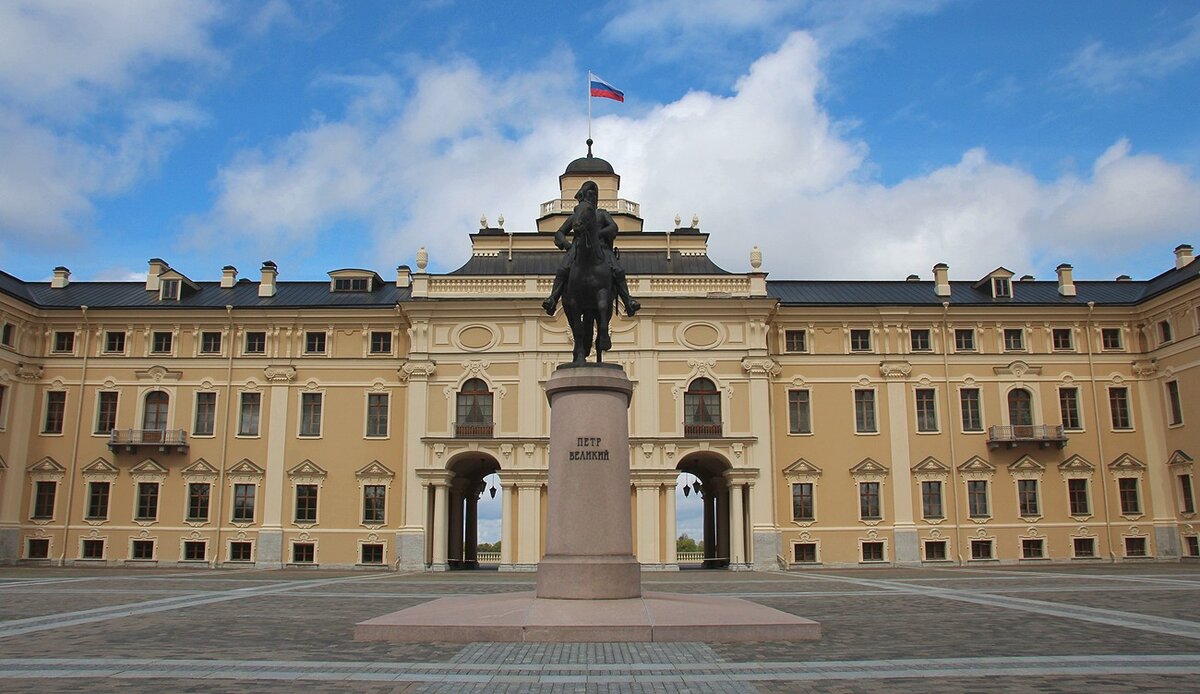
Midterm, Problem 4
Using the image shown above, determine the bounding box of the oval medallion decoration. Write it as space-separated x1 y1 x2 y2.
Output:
456 325 496 351
681 322 721 349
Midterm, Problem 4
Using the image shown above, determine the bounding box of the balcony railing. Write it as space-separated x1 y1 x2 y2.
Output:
683 421 723 438
108 429 188 453
987 424 1068 450
455 422 495 438
539 198 641 218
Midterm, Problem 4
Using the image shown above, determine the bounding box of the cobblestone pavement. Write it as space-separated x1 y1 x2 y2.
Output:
2 564 1199 692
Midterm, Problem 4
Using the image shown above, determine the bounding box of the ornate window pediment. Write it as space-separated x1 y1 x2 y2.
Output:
783 458 822 482
27 457 66 480
1109 453 1146 476
1058 454 1095 476
182 458 219 478
356 460 395 480
1008 455 1045 478
288 459 328 485
958 456 995 480
1167 450 1194 468
130 459 168 482
912 456 949 480
82 458 119 481
228 458 264 482
850 458 889 481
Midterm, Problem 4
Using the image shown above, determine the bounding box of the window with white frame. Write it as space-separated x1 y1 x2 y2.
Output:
366 393 389 437
1058 387 1082 431
1109 387 1132 430
1166 381 1184 426
854 389 877 433
238 392 261 436
960 388 983 432
299 392 323 437
1017 479 1040 517
787 389 811 434
915 388 938 432
194 392 216 436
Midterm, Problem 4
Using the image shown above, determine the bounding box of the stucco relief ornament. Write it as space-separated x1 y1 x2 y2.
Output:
879 361 911 379
16 363 43 381
263 365 296 383
741 357 781 376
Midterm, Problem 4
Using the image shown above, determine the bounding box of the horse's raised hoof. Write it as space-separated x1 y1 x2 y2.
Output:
626 299 641 316
597 334 612 352
542 298 557 315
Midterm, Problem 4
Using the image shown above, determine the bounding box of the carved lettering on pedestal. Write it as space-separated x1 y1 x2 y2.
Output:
568 436 610 461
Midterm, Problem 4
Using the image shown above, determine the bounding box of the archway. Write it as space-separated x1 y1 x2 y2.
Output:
676 453 732 569
445 454 500 570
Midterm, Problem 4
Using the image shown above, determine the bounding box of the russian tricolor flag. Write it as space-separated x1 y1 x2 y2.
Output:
589 73 624 102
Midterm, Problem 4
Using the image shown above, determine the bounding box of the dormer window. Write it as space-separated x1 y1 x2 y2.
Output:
160 279 181 301
976 267 1015 300
328 269 382 293
992 277 1011 298
334 277 370 292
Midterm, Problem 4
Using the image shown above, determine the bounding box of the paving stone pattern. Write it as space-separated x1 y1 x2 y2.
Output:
2 564 1200 692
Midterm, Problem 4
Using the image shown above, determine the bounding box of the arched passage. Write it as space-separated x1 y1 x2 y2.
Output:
676 453 732 569
445 454 500 570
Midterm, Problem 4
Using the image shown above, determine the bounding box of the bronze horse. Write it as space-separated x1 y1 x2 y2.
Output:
560 195 615 365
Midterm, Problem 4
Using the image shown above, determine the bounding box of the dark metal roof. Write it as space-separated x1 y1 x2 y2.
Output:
447 251 734 276
768 264 1200 306
564 155 615 175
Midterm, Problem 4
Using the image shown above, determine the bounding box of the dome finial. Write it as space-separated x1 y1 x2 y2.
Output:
586 138 593 157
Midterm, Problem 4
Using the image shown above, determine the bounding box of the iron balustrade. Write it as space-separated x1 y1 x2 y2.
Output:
108 429 188 452
987 424 1068 449
683 422 723 438
455 422 495 438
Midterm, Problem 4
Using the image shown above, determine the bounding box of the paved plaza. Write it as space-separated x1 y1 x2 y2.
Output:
2 563 1200 692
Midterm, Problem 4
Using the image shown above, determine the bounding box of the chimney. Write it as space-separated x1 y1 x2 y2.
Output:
396 264 411 288
1176 244 1194 269
1056 264 1076 297
51 266 70 289
933 263 951 297
258 261 277 298
1116 274 1132 282
145 258 168 291
220 265 238 288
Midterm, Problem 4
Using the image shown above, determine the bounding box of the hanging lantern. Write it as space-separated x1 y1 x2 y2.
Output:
693 480 701 494
683 485 691 498
489 485 497 499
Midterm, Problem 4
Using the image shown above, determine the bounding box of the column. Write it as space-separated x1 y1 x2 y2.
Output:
259 373 293 568
702 492 715 563
635 482 660 565
446 479 465 567
1135 367 1178 559
430 481 449 570
0 371 39 563
499 480 515 568
464 485 479 567
883 367 919 565
729 482 747 569
716 482 730 567
516 481 541 569
398 359 435 571
741 357 781 570
664 477 678 569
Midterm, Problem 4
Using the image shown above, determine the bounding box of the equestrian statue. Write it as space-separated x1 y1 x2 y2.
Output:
542 180 640 366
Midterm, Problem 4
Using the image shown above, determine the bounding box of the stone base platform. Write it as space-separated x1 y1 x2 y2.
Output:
354 591 820 643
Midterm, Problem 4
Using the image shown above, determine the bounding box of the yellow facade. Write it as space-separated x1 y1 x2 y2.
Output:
0 154 1197 570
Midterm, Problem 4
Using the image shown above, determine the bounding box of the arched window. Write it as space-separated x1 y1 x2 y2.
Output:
684 378 722 437
142 391 170 442
1007 388 1033 427
456 378 493 438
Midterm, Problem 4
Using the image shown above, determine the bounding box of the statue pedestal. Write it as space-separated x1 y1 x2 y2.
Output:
536 366 640 600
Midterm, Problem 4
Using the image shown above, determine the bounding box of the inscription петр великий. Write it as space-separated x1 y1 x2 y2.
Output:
569 436 609 461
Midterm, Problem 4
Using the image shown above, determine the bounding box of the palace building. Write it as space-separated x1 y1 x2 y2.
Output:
0 151 1197 570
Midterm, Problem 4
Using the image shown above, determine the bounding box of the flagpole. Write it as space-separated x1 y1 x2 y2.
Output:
586 70 592 143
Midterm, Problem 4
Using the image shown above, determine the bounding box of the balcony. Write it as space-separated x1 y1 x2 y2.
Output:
455 422 495 439
987 425 1067 450
539 198 641 218
683 421 723 438
109 429 188 454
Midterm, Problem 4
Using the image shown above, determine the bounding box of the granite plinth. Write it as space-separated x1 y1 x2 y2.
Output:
354 590 821 643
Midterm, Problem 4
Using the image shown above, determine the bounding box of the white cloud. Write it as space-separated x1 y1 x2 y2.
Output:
1059 14 1200 92
198 30 1200 281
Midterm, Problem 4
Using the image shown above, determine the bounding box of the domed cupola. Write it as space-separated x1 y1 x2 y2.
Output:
537 139 643 232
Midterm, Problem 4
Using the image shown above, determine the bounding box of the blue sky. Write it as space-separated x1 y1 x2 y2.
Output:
2 1 1199 287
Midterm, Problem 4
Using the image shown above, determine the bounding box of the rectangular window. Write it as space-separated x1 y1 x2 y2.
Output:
299 392 322 437
363 484 386 524
1018 479 1040 517
295 484 318 523
244 331 266 354
954 328 975 351
1181 475 1196 515
1124 537 1147 557
910 329 931 352
787 390 811 434
1073 537 1096 558
784 329 807 353
921 481 943 519
859 481 881 520
1185 536 1200 557
43 391 66 434
1058 387 1082 431
1003 328 1024 351
187 482 211 522
183 541 207 561
992 277 1011 298
850 329 871 352
95 391 119 434
0 384 6 428
854 389 877 433
27 538 50 559
366 393 389 437
86 481 110 520
793 543 817 563
81 539 105 560
967 480 989 518
238 392 261 436
200 331 222 354
1052 327 1073 351
160 279 181 300
135 482 159 521
1160 320 1173 344
861 541 884 562
1 322 12 346
360 543 384 564
970 539 994 560
229 541 253 562
791 482 814 521
304 331 326 354
151 331 173 354
131 540 155 560
193 392 216 436
1166 381 1184 426
369 331 392 354
33 481 56 519
104 331 126 353
960 388 983 432
1118 478 1141 515
1109 387 1132 430
292 542 315 563
1021 539 1045 559
233 483 256 522
915 388 938 432
53 330 75 353
1068 479 1091 516
924 540 947 561
1101 327 1122 350
334 277 369 292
